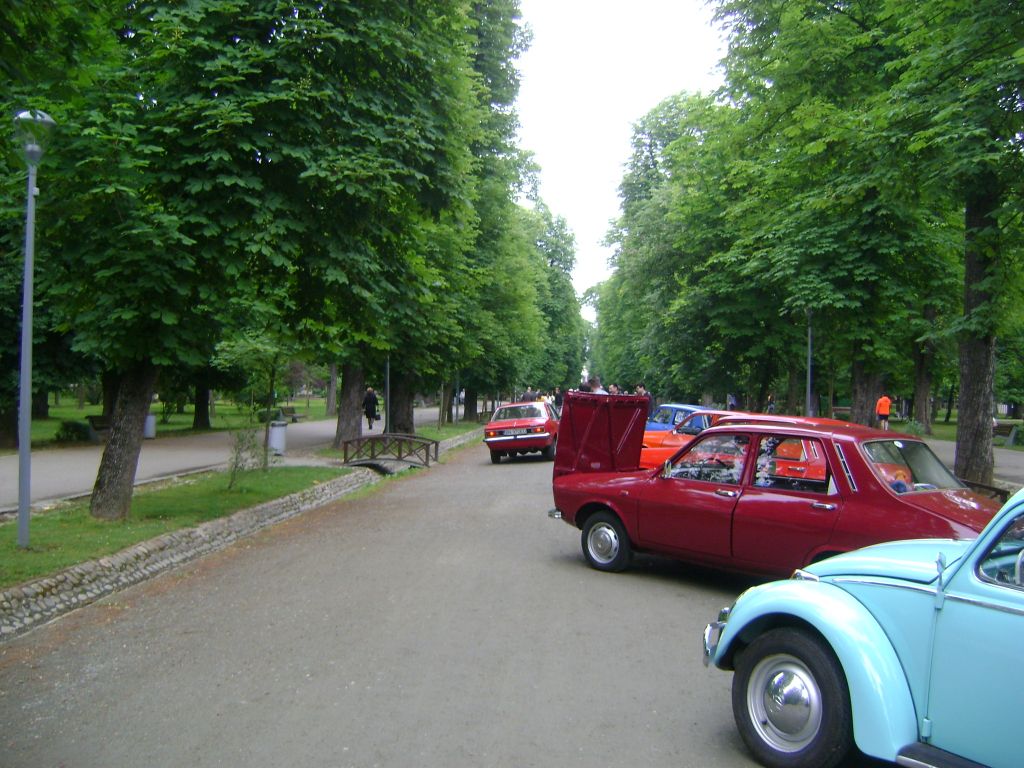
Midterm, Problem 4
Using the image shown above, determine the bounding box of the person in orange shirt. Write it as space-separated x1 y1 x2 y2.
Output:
875 393 892 431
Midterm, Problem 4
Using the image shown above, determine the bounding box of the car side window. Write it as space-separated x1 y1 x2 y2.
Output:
752 436 832 495
669 434 749 485
977 512 1024 590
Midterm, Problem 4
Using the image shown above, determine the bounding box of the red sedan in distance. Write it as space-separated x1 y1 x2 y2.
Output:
484 400 559 464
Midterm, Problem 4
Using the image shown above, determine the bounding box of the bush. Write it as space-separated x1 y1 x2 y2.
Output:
902 419 925 436
54 420 91 443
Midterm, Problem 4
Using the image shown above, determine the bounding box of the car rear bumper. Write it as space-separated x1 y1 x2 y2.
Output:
484 432 553 450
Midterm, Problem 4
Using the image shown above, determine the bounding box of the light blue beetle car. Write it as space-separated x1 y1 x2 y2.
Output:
704 488 1024 768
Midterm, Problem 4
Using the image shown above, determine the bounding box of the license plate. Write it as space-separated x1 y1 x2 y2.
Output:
505 428 528 435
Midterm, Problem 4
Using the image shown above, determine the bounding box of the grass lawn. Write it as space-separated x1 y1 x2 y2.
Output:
0 466 349 589
27 397 332 448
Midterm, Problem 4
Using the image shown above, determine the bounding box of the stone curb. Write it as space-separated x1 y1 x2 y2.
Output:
0 428 482 643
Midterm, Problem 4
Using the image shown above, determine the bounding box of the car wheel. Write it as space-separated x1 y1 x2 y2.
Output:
732 628 852 768
490 451 501 464
581 511 632 572
542 436 557 460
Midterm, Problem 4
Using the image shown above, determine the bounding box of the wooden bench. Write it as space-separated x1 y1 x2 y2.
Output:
86 414 111 442
279 406 307 423
993 422 1018 446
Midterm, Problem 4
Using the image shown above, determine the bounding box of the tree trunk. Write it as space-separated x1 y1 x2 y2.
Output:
954 179 999 483
32 388 49 419
389 371 416 434
0 406 16 450
101 369 119 417
325 363 338 417
850 356 883 428
911 320 934 435
784 368 800 415
463 385 479 421
440 383 454 426
192 368 211 430
333 363 364 449
90 362 159 520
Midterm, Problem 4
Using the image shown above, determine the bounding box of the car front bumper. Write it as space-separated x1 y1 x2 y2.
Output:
702 606 731 667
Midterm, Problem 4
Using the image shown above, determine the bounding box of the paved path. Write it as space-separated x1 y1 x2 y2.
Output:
0 447 794 768
0 407 455 513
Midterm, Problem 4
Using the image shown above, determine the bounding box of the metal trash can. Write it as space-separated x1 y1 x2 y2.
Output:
143 413 157 439
267 420 287 455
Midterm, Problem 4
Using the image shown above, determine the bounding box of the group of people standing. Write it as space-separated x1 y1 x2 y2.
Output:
519 379 657 417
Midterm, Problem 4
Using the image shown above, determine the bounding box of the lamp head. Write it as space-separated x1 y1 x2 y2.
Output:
14 109 56 166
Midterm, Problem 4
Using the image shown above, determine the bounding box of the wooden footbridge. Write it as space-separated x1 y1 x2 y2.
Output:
341 433 440 473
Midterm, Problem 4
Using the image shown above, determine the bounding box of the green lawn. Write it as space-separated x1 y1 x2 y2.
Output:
0 465 349 589
28 397 331 447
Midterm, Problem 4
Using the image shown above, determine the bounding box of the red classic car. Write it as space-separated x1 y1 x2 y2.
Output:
549 392 1000 577
484 401 559 463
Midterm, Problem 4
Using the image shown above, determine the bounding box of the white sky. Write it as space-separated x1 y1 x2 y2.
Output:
515 0 726 302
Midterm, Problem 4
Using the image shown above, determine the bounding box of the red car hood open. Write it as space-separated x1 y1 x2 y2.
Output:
553 392 648 478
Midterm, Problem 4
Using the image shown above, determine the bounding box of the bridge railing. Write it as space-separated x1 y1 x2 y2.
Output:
342 433 440 467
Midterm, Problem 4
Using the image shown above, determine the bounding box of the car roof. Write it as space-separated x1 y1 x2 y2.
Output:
700 419 913 441
492 401 550 415
716 413 871 429
655 403 703 410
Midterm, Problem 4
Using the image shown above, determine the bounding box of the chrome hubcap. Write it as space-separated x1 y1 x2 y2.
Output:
588 523 619 564
747 654 821 752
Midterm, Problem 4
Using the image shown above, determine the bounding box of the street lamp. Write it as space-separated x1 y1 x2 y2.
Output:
14 108 56 549
805 308 814 417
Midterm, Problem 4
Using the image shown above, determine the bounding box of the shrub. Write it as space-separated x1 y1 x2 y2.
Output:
54 420 91 443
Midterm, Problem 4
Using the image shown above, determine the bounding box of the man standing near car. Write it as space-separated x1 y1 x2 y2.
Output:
875 392 892 431
636 383 655 417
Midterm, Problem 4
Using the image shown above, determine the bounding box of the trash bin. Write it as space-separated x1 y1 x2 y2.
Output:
268 420 287 455
143 413 157 439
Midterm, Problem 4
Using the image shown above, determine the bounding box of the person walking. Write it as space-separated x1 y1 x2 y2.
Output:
875 392 892 431
362 387 379 430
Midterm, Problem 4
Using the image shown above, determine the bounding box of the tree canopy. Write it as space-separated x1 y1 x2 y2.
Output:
1 0 586 518
591 0 1024 483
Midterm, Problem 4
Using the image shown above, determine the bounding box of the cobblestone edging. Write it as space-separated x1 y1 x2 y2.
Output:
0 428 482 642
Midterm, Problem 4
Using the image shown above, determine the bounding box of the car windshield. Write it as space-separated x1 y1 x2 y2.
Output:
978 513 1024 588
651 406 689 426
861 439 963 493
494 405 544 421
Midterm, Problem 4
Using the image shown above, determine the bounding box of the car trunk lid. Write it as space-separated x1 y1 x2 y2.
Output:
898 488 1000 532
553 392 647 478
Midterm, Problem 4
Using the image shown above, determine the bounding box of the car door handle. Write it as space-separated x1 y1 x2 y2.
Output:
811 502 836 511
715 489 737 498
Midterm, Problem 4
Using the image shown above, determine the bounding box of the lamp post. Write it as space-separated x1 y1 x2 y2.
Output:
805 308 814 417
14 109 56 549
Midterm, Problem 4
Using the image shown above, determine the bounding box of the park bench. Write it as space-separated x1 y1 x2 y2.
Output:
993 422 1019 446
279 406 307 423
86 414 111 442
